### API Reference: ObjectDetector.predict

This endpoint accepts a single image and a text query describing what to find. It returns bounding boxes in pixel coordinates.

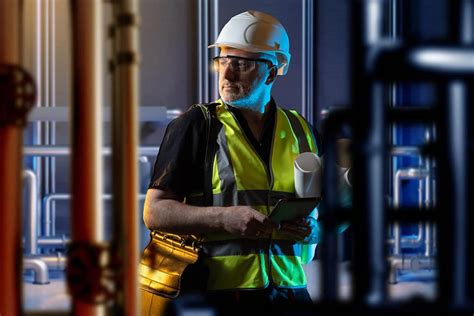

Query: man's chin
[221,95,241,104]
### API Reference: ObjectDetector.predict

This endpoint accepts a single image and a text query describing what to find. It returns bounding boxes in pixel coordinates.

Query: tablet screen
[269,197,320,224]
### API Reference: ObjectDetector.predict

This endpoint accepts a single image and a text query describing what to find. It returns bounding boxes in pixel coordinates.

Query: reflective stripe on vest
[189,100,317,290]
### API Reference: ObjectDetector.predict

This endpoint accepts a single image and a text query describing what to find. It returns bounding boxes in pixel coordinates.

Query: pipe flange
[66,241,119,304]
[0,64,36,127]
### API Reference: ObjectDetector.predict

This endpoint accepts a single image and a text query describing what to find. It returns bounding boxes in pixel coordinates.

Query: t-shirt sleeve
[148,106,207,198]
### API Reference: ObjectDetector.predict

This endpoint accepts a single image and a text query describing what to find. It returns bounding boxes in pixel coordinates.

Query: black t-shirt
[149,99,322,199]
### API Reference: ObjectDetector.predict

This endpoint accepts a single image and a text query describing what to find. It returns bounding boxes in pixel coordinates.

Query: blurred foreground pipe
[111,0,140,313]
[69,0,109,314]
[0,1,35,315]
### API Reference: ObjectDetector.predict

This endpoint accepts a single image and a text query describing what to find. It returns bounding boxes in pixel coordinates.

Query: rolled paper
[294,152,322,198]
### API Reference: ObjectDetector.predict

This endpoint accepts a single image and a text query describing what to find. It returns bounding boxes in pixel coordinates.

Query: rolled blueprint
[294,152,322,198]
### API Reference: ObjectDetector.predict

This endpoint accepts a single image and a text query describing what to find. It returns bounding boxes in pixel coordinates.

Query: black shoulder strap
[194,103,220,206]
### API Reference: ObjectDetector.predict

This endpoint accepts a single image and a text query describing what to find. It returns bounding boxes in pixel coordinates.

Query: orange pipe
[70,0,105,314]
[0,129,22,316]
[0,1,22,315]
[112,0,140,313]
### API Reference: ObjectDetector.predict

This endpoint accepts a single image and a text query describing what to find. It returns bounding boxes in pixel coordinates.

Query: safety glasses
[212,55,275,74]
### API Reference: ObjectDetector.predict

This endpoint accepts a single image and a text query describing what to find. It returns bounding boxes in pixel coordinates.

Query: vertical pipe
[22,0,43,237]
[393,171,401,255]
[448,81,468,306]
[437,0,472,307]
[388,0,399,260]
[424,172,432,256]
[69,1,105,314]
[209,0,219,101]
[461,0,473,43]
[351,0,387,305]
[302,0,314,124]
[50,0,57,237]
[0,1,28,315]
[320,127,340,301]
[111,0,140,314]
[198,0,209,103]
[424,128,432,258]
[24,170,38,255]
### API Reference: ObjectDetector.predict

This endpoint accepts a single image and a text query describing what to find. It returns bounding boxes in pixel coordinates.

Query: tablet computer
[269,197,321,224]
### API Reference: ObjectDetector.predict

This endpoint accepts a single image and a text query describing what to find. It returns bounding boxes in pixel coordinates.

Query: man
[143,11,321,309]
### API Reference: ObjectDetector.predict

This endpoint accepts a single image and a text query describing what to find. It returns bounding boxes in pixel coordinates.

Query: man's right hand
[221,206,276,239]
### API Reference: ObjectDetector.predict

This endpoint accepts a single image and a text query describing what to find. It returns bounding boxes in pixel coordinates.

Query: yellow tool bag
[139,231,201,315]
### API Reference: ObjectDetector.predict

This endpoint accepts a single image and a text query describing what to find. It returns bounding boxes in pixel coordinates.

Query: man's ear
[265,66,277,85]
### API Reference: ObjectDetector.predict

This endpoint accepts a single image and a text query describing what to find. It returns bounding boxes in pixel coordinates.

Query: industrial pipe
[392,168,430,255]
[387,255,437,284]
[23,169,38,255]
[27,105,178,122]
[0,0,35,314]
[37,236,70,249]
[25,254,67,271]
[23,258,50,285]
[23,145,159,157]
[111,0,140,313]
[41,193,145,245]
[69,0,107,314]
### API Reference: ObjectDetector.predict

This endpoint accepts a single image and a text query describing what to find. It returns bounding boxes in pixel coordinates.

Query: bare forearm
[143,188,276,237]
[143,198,225,235]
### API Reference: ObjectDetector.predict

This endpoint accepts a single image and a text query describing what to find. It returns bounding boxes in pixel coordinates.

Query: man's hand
[222,206,277,239]
[278,217,320,244]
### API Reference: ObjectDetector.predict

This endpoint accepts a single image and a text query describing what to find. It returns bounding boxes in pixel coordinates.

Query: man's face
[217,47,274,106]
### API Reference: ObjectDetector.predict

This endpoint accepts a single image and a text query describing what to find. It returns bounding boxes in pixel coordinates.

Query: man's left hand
[278,217,320,244]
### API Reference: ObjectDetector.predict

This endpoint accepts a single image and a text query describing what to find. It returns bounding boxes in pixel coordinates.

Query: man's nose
[221,63,236,81]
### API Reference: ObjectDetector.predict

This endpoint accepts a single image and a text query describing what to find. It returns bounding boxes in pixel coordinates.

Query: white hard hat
[209,10,291,75]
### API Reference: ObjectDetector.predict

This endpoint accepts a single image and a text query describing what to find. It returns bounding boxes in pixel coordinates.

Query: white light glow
[410,48,474,72]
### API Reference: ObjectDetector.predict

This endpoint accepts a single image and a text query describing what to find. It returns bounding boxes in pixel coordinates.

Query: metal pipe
[448,81,468,306]
[210,0,219,101]
[42,193,68,237]
[23,258,50,285]
[25,254,67,270]
[42,193,146,247]
[390,146,422,157]
[70,0,106,313]
[27,105,177,122]
[23,169,38,255]
[40,254,66,270]
[0,0,30,314]
[302,0,314,124]
[197,0,208,103]
[37,236,69,249]
[387,255,437,284]
[111,0,140,313]
[24,145,159,157]
[21,0,44,244]
[393,168,430,255]
[424,128,433,257]
[351,0,387,304]
[461,0,474,43]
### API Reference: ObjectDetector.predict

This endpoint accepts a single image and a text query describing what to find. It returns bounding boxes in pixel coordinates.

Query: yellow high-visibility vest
[186,99,318,290]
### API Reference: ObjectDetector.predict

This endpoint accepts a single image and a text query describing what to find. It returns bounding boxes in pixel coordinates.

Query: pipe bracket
[0,64,36,127]
[66,241,119,304]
